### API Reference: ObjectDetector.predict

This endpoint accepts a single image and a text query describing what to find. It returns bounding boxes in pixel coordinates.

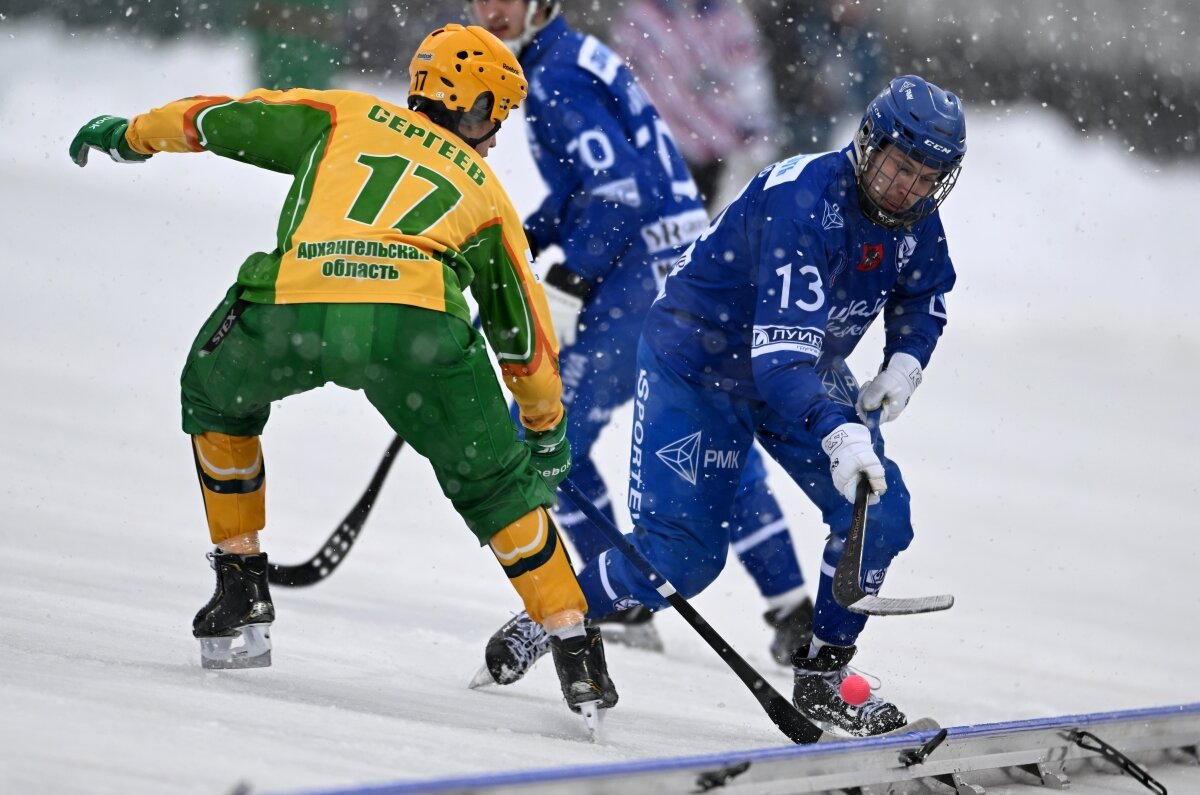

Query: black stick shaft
[268,435,405,586]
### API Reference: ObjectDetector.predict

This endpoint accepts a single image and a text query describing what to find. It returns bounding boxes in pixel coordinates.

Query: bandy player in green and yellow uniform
[68,24,617,725]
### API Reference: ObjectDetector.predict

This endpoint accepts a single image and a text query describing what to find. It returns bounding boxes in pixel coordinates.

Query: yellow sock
[191,432,266,547]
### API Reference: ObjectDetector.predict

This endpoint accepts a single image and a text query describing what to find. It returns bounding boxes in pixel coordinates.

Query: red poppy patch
[856,243,885,272]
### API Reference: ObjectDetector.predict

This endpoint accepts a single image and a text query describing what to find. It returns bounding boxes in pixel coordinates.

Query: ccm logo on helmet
[923,139,953,154]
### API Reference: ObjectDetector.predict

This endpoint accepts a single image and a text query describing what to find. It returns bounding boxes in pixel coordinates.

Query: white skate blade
[199,624,272,670]
[577,699,604,742]
[468,664,497,690]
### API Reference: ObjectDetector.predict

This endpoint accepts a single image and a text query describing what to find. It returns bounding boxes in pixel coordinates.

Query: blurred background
[4,0,1196,163]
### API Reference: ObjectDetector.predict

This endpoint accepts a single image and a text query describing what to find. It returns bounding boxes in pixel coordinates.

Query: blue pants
[527,258,805,602]
[574,339,914,646]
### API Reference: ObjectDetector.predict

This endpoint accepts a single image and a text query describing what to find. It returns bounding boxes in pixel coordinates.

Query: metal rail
[267,703,1200,795]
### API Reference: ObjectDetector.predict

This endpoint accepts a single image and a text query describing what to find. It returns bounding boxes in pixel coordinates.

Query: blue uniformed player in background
[559,74,965,737]
[466,0,817,680]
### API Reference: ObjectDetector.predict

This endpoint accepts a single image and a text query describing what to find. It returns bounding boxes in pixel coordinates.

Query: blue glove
[69,115,152,167]
[525,418,571,489]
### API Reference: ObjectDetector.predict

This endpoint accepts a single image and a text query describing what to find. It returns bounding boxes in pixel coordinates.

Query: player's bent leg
[753,370,914,734]
[582,340,747,616]
[476,508,619,712]
[189,432,274,670]
[180,299,347,672]
[574,519,729,618]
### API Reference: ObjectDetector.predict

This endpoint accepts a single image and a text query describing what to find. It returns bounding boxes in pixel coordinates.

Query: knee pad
[822,482,914,595]
[489,506,586,628]
[192,432,266,546]
[866,471,915,566]
[664,548,728,599]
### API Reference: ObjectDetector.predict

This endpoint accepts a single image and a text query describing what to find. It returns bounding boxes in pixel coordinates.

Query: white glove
[541,263,592,349]
[856,352,923,425]
[821,422,887,504]
[542,281,585,348]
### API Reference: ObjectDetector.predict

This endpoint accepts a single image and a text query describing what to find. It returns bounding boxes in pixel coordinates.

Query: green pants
[180,284,554,542]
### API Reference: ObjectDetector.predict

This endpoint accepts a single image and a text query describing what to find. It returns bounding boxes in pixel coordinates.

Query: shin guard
[191,432,266,546]
[489,506,587,629]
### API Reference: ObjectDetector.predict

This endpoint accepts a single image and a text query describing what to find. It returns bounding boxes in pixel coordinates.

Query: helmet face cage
[853,76,966,230]
[409,23,528,131]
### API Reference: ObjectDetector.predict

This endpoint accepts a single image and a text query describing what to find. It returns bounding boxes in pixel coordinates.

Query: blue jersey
[644,146,956,441]
[519,17,707,283]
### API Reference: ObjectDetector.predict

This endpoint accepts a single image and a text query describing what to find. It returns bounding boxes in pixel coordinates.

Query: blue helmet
[853,75,967,229]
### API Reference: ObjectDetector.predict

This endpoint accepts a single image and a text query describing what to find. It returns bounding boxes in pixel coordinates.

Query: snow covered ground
[1,21,1198,795]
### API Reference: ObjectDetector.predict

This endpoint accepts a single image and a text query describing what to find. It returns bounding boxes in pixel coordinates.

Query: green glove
[69,115,152,167]
[525,418,571,489]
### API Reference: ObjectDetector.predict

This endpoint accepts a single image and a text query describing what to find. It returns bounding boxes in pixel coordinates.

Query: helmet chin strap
[459,121,501,148]
[501,0,559,54]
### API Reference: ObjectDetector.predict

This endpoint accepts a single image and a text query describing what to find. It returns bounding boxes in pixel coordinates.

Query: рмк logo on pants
[656,431,702,485]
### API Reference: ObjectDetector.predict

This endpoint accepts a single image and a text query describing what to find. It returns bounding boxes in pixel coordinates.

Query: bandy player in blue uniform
[467,0,816,667]
[572,75,967,736]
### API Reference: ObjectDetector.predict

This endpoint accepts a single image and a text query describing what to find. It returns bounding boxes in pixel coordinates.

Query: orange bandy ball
[839,674,870,706]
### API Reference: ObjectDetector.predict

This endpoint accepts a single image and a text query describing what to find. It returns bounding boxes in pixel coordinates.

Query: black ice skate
[591,604,664,652]
[551,627,618,739]
[193,551,274,670]
[792,642,906,737]
[763,596,814,666]
[468,610,550,689]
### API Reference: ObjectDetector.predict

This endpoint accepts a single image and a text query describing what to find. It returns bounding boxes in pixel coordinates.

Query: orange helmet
[409,23,528,126]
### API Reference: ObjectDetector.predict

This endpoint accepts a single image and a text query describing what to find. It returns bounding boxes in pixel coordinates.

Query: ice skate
[763,596,814,666]
[193,551,275,670]
[792,643,906,737]
[468,611,550,689]
[550,627,618,741]
[591,605,664,652]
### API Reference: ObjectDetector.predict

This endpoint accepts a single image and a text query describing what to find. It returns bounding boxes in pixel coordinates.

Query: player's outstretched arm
[69,115,152,167]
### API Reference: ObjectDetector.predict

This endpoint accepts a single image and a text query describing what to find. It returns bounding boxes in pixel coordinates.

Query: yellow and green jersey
[125,88,563,430]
